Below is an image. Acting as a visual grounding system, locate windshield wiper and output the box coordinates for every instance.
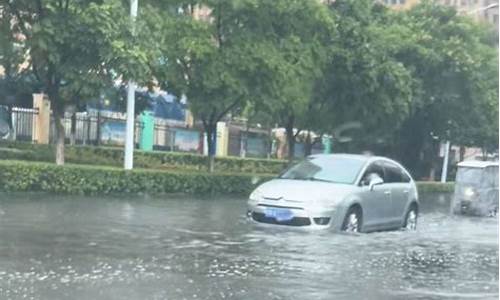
[305,177,332,183]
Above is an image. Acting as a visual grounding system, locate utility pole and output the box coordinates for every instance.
[124,0,138,170]
[441,140,450,183]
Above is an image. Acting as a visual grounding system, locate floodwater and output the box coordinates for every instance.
[0,192,497,300]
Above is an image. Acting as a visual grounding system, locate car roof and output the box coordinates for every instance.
[308,154,412,181]
[308,153,397,165]
[309,153,370,161]
[457,160,499,169]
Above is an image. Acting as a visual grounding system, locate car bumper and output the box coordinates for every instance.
[247,202,346,231]
[453,199,496,216]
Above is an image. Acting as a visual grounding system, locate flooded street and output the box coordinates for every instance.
[0,192,497,300]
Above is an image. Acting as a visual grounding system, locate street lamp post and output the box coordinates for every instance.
[124,0,138,170]
[440,140,450,183]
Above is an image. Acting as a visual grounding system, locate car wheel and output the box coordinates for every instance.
[403,204,418,231]
[487,206,498,217]
[341,206,362,233]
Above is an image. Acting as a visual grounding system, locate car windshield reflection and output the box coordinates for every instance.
[279,156,366,185]
[456,168,484,185]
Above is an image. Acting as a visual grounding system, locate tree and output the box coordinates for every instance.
[234,0,335,162]
[0,0,152,165]
[0,6,41,135]
[239,0,412,160]
[315,0,413,154]
[447,42,499,156]
[151,0,296,171]
[388,2,499,178]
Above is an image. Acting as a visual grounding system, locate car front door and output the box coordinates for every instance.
[382,161,410,225]
[359,161,392,230]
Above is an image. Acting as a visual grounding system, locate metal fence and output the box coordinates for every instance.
[11,107,38,142]
[47,112,147,146]
[3,106,272,157]
[153,123,175,151]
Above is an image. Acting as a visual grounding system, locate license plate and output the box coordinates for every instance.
[264,208,294,222]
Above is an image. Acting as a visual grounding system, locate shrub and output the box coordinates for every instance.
[0,141,287,174]
[0,160,453,196]
[416,181,455,193]
[0,160,274,195]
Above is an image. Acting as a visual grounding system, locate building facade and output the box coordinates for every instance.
[380,0,499,29]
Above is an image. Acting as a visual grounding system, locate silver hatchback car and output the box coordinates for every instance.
[247,154,419,232]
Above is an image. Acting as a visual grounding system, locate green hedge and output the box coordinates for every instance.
[0,160,274,195]
[416,181,455,193]
[0,160,454,196]
[0,141,287,174]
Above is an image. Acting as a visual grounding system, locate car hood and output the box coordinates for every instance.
[255,179,358,205]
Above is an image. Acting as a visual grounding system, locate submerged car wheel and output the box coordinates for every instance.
[341,206,362,233]
[487,206,498,217]
[403,205,418,231]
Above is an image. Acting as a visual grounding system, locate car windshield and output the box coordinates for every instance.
[456,168,483,186]
[279,156,366,184]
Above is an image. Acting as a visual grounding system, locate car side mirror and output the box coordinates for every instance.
[368,175,384,191]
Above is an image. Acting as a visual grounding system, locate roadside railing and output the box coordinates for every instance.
[2,106,273,158]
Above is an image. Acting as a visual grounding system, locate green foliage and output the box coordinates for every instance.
[150,0,336,163]
[320,0,413,141]
[0,159,452,195]
[1,0,497,171]
[417,181,455,193]
[239,0,414,158]
[385,2,499,177]
[0,5,40,107]
[0,142,287,174]
[238,0,335,159]
[0,160,273,195]
[150,0,260,166]
[0,0,156,164]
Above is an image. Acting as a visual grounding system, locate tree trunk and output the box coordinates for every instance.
[242,123,249,158]
[84,115,91,145]
[304,131,312,157]
[482,147,488,161]
[240,131,247,158]
[54,110,65,166]
[205,123,217,173]
[70,112,76,146]
[429,165,436,181]
[427,141,440,181]
[459,145,466,162]
[6,105,14,140]
[267,127,273,159]
[96,110,101,146]
[285,118,295,164]
[6,105,13,131]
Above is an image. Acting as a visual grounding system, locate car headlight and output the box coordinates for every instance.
[463,187,476,199]
[249,189,263,202]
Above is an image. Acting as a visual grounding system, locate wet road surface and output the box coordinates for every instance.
[0,192,497,300]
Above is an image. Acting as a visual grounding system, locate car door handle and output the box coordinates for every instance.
[384,191,391,195]
[403,190,409,194]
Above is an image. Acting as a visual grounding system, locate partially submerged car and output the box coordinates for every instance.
[451,160,499,217]
[247,154,419,232]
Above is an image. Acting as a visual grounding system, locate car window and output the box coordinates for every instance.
[361,161,385,185]
[279,156,366,185]
[401,169,411,183]
[383,161,403,183]
[484,166,499,188]
[456,167,483,186]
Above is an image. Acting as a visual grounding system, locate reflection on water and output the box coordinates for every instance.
[0,193,497,300]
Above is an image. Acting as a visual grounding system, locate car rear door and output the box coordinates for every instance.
[382,161,410,225]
